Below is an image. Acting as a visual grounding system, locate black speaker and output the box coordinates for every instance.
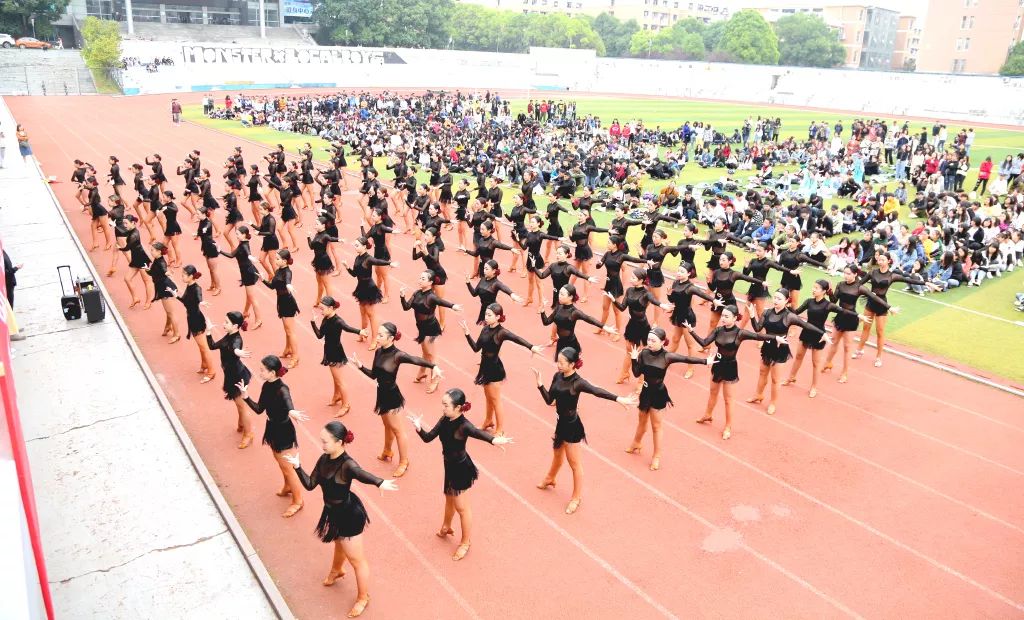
[57,265,82,320]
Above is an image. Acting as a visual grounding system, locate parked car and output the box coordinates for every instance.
[0,33,15,48]
[16,37,51,50]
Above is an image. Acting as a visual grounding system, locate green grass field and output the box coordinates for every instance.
[184,101,1024,385]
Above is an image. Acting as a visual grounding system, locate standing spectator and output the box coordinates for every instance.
[0,127,6,168]
[3,249,21,308]
[171,98,182,125]
[16,124,31,164]
[974,156,993,195]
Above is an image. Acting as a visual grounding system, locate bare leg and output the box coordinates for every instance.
[339,537,371,616]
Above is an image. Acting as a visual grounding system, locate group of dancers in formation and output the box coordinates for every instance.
[67,140,913,618]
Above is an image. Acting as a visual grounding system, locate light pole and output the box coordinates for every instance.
[30,15,36,38]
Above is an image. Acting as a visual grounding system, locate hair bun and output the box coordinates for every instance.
[332,301,341,309]
[574,358,584,369]
[344,430,355,443]
[494,268,501,276]
[394,330,402,341]
[286,257,293,265]
[240,320,249,331]
[276,367,288,377]
[194,271,203,279]
[462,402,472,412]
[498,314,506,323]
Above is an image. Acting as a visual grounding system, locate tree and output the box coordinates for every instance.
[0,0,71,38]
[590,12,640,57]
[314,0,453,48]
[773,13,844,67]
[629,19,705,60]
[703,20,726,53]
[715,10,779,65]
[1000,42,1024,76]
[80,16,121,69]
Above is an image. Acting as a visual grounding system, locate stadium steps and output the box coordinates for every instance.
[0,49,97,95]
[122,22,307,45]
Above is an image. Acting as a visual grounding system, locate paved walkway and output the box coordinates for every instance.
[0,96,286,619]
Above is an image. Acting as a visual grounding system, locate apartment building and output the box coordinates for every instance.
[892,14,920,70]
[915,0,1024,74]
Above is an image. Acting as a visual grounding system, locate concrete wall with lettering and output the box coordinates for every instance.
[119,40,1024,126]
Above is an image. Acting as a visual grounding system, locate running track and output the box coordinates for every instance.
[10,95,1024,620]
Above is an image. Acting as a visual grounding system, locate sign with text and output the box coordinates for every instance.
[180,45,406,65]
[282,0,313,17]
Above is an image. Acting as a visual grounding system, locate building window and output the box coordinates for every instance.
[952,59,966,72]
[964,37,970,50]
[644,10,649,16]
[673,1,678,6]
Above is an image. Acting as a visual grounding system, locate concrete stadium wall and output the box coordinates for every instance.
[118,40,1024,126]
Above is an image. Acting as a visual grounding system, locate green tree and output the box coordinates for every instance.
[1000,41,1024,76]
[715,10,779,65]
[314,0,453,48]
[629,19,705,60]
[773,13,845,67]
[590,11,640,57]
[80,16,121,69]
[0,0,71,38]
[703,20,726,52]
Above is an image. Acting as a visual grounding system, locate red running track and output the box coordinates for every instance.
[10,95,1024,620]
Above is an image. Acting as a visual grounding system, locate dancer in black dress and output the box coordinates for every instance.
[637,197,680,252]
[349,322,441,477]
[506,192,535,275]
[153,190,182,266]
[700,218,740,271]
[117,216,154,308]
[255,248,301,368]
[299,144,317,211]
[85,178,112,252]
[626,327,712,470]
[312,296,367,415]
[194,207,222,295]
[279,164,302,251]
[537,244,595,309]
[745,289,823,416]
[784,279,854,397]
[409,388,512,561]
[207,311,255,448]
[129,163,157,240]
[365,208,397,303]
[219,225,263,329]
[461,303,544,434]
[520,215,560,306]
[466,259,524,324]
[666,262,716,377]
[171,265,216,383]
[221,189,244,252]
[855,251,917,367]
[104,193,128,277]
[453,178,473,249]
[593,237,644,339]
[687,305,780,439]
[707,251,765,331]
[564,209,607,301]
[532,347,637,514]
[824,265,890,383]
[252,201,280,277]
[238,355,310,518]
[776,236,827,307]
[147,241,180,343]
[458,220,519,278]
[412,227,451,328]
[108,155,126,200]
[542,194,570,262]
[284,421,398,618]
[608,268,674,383]
[144,154,167,191]
[246,164,263,221]
[642,229,682,323]
[540,284,616,359]
[307,216,339,308]
[741,242,787,327]
[608,202,642,255]
[399,271,462,392]
[197,169,222,236]
[342,236,398,350]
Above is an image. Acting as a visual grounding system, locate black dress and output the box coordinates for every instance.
[667,280,714,327]
[632,349,706,410]
[358,345,435,413]
[545,200,569,237]
[690,325,773,383]
[465,325,534,384]
[417,415,494,496]
[465,237,515,277]
[244,379,299,452]
[263,266,299,318]
[311,314,362,366]
[709,268,762,314]
[743,257,785,300]
[367,223,393,262]
[793,297,847,350]
[157,201,181,236]
[521,230,559,272]
[750,308,818,365]
[119,229,150,269]
[197,219,218,259]
[859,269,919,316]
[831,281,888,332]
[176,282,207,338]
[413,241,447,285]
[467,276,515,324]
[308,232,337,274]
[568,222,607,261]
[612,286,661,345]
[643,243,681,288]
[220,240,260,287]
[596,250,644,298]
[247,175,262,202]
[224,192,244,225]
[257,213,280,252]
[538,371,619,448]
[296,452,382,541]
[777,249,825,292]
[540,304,605,360]
[347,253,390,304]
[536,261,589,308]
[148,256,176,302]
[401,289,455,343]
[208,331,251,399]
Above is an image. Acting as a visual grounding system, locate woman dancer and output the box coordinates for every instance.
[153,190,182,266]
[299,147,317,211]
[542,194,570,262]
[312,296,367,414]
[777,236,827,307]
[564,209,607,302]
[246,164,263,221]
[208,311,254,448]
[308,216,338,307]
[745,290,822,415]
[255,248,301,368]
[855,251,918,367]
[642,229,682,323]
[148,241,179,343]
[252,201,280,276]
[105,194,128,277]
[459,220,519,278]
[609,268,674,383]
[466,259,523,324]
[108,155,126,201]
[687,305,780,439]
[532,347,636,514]
[85,179,111,252]
[399,272,461,393]
[541,284,617,359]
[412,228,450,328]
[285,421,398,618]
[366,208,396,303]
[592,237,644,339]
[197,169,222,235]
[349,322,441,477]
[279,166,302,251]
[520,214,560,306]
[342,236,398,351]
[608,202,643,255]
[461,303,544,434]
[219,225,263,330]
[171,265,216,383]
[239,355,309,518]
[707,252,765,332]
[824,266,891,383]
[144,154,167,191]
[626,327,712,470]
[785,280,855,397]
[194,207,222,295]
[117,216,153,308]
[409,388,513,561]
[666,263,716,377]
[741,242,786,326]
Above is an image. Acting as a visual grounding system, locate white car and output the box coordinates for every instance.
[0,34,16,48]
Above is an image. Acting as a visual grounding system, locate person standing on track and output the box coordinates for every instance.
[171,98,182,125]
[399,271,462,393]
[208,311,255,449]
[285,420,398,618]
[823,266,892,384]
[311,295,366,415]
[855,251,919,367]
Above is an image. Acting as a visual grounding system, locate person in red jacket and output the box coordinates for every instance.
[974,156,993,194]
